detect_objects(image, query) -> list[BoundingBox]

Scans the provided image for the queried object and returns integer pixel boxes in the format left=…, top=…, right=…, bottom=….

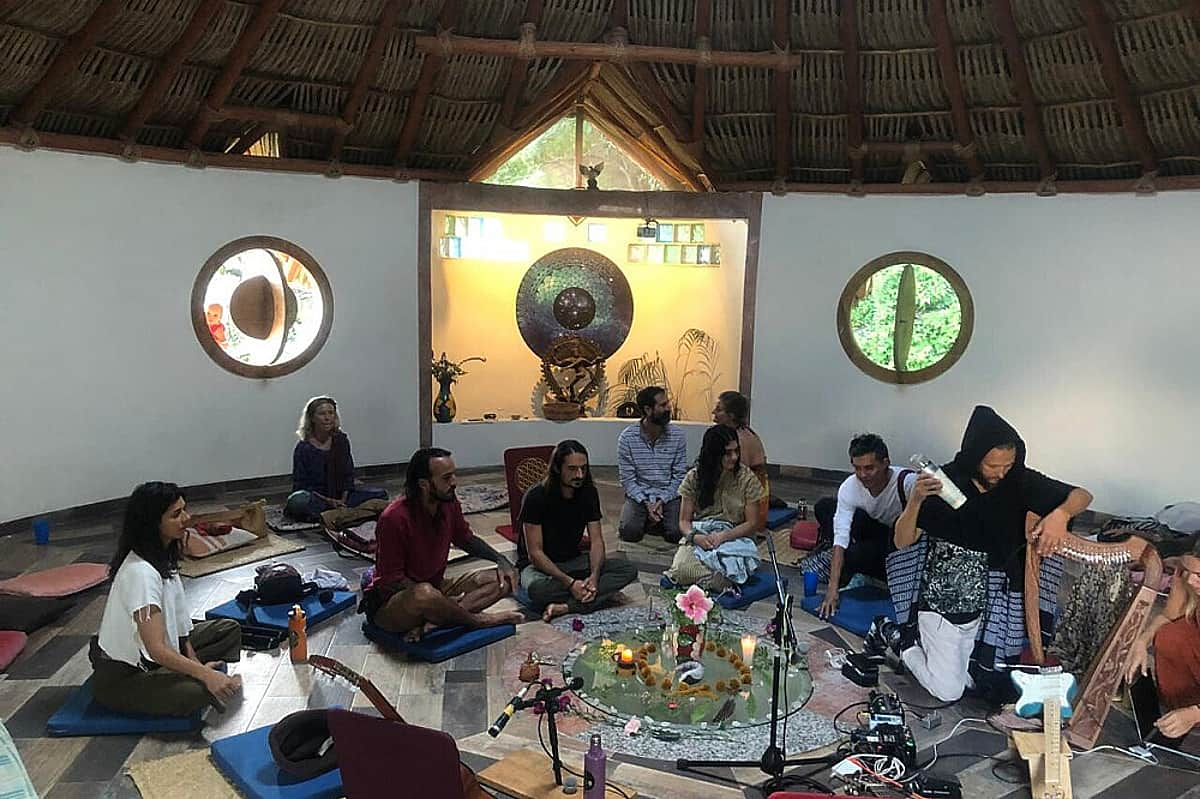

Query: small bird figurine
left=712, top=697, right=736, bottom=726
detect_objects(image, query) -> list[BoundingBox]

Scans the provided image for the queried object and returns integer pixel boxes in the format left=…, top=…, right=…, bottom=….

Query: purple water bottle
left=583, top=733, right=606, bottom=799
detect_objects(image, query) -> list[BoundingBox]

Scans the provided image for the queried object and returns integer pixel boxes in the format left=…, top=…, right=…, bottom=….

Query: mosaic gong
left=515, top=247, right=634, bottom=360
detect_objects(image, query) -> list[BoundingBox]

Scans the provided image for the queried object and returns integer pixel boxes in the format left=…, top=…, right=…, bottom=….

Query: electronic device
left=908, top=773, right=962, bottom=798
left=848, top=691, right=916, bottom=767
left=841, top=653, right=878, bottom=687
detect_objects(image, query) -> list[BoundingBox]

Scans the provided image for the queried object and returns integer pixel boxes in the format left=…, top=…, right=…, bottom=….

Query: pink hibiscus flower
left=675, top=585, right=713, bottom=624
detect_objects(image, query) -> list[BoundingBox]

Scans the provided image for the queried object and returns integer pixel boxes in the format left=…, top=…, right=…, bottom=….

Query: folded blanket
left=695, top=537, right=761, bottom=586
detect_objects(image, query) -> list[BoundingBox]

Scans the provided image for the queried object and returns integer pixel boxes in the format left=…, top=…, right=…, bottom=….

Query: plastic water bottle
left=288, top=604, right=308, bottom=663
left=583, top=733, right=606, bottom=799
left=909, top=454, right=967, bottom=509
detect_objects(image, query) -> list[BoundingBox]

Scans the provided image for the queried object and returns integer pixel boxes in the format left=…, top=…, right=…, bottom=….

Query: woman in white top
left=90, top=482, right=242, bottom=716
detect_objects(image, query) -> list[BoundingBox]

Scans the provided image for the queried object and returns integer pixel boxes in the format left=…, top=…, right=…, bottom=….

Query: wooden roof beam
left=927, top=0, right=985, bottom=185
left=215, top=106, right=351, bottom=132
left=992, top=0, right=1056, bottom=187
left=840, top=0, right=865, bottom=185
left=498, top=0, right=546, bottom=129
left=226, top=124, right=270, bottom=156
left=185, top=0, right=284, bottom=149
left=394, top=0, right=461, bottom=166
left=772, top=0, right=791, bottom=184
left=692, top=0, right=712, bottom=147
left=413, top=33, right=815, bottom=68
left=1078, top=0, right=1158, bottom=176
left=120, top=0, right=222, bottom=142
left=11, top=0, right=125, bottom=127
left=330, top=0, right=405, bottom=161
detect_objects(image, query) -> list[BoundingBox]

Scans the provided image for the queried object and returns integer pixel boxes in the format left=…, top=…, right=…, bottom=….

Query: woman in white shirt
left=90, top=482, right=243, bottom=716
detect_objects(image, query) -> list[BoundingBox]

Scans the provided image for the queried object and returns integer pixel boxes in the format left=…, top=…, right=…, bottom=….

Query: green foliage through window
left=849, top=263, right=962, bottom=372
left=484, top=114, right=665, bottom=191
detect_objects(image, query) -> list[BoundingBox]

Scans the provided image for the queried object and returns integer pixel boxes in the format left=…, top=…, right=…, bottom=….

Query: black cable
left=990, top=758, right=1026, bottom=785
left=537, top=713, right=633, bottom=799
left=832, top=700, right=869, bottom=734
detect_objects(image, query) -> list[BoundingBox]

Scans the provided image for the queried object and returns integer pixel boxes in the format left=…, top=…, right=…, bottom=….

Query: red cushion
left=790, top=520, right=820, bottom=551
left=0, top=563, right=110, bottom=597
left=0, top=630, right=28, bottom=670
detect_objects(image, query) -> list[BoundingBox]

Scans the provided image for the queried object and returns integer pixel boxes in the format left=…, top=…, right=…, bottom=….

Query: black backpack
left=236, top=563, right=317, bottom=608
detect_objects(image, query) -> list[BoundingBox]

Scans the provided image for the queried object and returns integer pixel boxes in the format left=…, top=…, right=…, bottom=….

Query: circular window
left=836, top=251, right=973, bottom=384
left=191, top=237, right=333, bottom=378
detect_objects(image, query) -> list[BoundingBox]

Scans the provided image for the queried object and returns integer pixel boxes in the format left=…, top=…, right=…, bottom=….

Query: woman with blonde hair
left=285, top=396, right=387, bottom=521
left=1126, top=538, right=1200, bottom=740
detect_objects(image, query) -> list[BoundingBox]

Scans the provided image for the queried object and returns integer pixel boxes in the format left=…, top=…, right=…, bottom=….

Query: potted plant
left=431, top=352, right=485, bottom=423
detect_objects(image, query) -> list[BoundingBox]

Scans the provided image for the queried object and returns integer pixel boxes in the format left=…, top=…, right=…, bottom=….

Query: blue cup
left=803, top=570, right=818, bottom=597
left=33, top=518, right=50, bottom=546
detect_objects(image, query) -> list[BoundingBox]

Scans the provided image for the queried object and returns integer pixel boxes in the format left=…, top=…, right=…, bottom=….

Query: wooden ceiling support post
left=330, top=0, right=405, bottom=161
left=120, top=0, right=222, bottom=142
left=992, top=0, right=1056, bottom=189
left=11, top=0, right=126, bottom=127
left=1078, top=0, right=1159, bottom=178
left=394, top=0, right=461, bottom=166
left=772, top=0, right=792, bottom=185
left=498, top=0, right=546, bottom=129
left=840, top=0, right=865, bottom=186
left=185, top=0, right=285, bottom=149
left=692, top=0, right=712, bottom=147
left=927, top=0, right=985, bottom=187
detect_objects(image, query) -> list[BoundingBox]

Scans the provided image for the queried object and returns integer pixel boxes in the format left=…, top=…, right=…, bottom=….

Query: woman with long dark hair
left=285, top=395, right=388, bottom=520
left=713, top=390, right=770, bottom=530
left=665, top=425, right=765, bottom=590
left=91, top=482, right=242, bottom=716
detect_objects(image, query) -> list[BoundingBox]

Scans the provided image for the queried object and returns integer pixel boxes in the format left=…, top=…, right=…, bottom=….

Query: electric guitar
left=308, top=655, right=485, bottom=798
left=1011, top=667, right=1078, bottom=799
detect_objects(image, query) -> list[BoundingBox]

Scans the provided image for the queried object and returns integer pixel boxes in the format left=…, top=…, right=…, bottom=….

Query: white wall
left=752, top=191, right=1200, bottom=516
left=0, top=148, right=420, bottom=522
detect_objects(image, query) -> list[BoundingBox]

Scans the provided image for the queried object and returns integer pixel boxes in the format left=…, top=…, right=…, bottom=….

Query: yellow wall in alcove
left=431, top=210, right=748, bottom=421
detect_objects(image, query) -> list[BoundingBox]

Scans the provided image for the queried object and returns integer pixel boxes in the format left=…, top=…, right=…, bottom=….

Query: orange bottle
left=288, top=604, right=308, bottom=663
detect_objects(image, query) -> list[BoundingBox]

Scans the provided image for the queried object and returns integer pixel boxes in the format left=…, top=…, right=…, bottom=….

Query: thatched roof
left=1, top=0, right=1198, bottom=194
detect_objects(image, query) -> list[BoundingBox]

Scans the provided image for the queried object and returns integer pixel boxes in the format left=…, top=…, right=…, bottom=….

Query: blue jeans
left=285, top=486, right=388, bottom=521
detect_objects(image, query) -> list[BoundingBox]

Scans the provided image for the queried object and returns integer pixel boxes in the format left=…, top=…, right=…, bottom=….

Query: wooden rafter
left=498, top=0, right=546, bottom=128
left=120, top=0, right=222, bottom=142
left=468, top=61, right=595, bottom=179
left=394, top=0, right=461, bottom=166
left=992, top=0, right=1055, bottom=181
left=772, top=0, right=791, bottom=182
left=926, top=0, right=985, bottom=181
left=0, top=127, right=464, bottom=181
left=717, top=175, right=1200, bottom=194
left=185, top=0, right=285, bottom=149
left=1078, top=0, right=1158, bottom=175
left=692, top=0, right=712, bottom=146
left=840, top=0, right=865, bottom=184
left=414, top=33, right=815, bottom=68
left=215, top=106, right=351, bottom=132
left=330, top=0, right=405, bottom=161
left=583, top=100, right=698, bottom=190
left=11, top=0, right=126, bottom=127
left=226, top=124, right=270, bottom=156
left=625, top=62, right=691, bottom=143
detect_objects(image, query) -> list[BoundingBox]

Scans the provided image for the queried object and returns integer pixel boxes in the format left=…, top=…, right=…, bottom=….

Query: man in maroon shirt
left=367, top=447, right=523, bottom=639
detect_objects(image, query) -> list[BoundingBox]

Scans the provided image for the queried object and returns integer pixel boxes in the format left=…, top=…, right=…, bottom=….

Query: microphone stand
left=676, top=533, right=834, bottom=793
left=518, top=681, right=575, bottom=786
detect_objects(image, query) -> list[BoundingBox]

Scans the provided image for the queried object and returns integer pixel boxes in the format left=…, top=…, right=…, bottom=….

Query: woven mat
left=127, top=749, right=240, bottom=799
left=456, top=484, right=508, bottom=515
left=265, top=505, right=321, bottom=533
left=757, top=526, right=810, bottom=567
left=180, top=534, right=306, bottom=578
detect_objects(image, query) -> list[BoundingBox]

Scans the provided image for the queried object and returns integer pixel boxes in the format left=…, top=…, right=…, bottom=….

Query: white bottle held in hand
left=909, top=454, right=968, bottom=509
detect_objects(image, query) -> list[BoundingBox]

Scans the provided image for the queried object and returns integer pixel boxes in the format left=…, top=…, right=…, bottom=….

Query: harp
left=1025, top=532, right=1163, bottom=748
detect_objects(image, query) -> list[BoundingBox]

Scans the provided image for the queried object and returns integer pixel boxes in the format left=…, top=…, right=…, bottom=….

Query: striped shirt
left=617, top=422, right=688, bottom=504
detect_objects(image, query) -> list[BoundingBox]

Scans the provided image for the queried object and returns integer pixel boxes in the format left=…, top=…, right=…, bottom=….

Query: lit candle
left=619, top=647, right=634, bottom=666
left=741, top=634, right=757, bottom=664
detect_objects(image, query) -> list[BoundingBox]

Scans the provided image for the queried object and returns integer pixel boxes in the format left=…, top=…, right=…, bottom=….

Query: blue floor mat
left=362, top=621, right=515, bottom=663
left=46, top=677, right=204, bottom=737
left=800, top=584, right=895, bottom=637
left=210, top=723, right=342, bottom=799
left=766, top=506, right=800, bottom=529
left=205, top=590, right=357, bottom=631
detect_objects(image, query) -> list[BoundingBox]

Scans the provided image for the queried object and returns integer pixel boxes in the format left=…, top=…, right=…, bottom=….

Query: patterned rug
left=456, top=484, right=508, bottom=515
left=264, top=505, right=321, bottom=534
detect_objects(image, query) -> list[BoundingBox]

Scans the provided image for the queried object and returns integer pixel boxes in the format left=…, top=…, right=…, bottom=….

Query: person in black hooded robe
left=890, top=405, right=1093, bottom=701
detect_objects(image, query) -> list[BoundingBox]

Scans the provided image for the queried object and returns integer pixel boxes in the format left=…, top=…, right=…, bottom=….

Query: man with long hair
left=518, top=440, right=638, bottom=621
left=365, top=448, right=523, bottom=639
left=617, top=386, right=688, bottom=544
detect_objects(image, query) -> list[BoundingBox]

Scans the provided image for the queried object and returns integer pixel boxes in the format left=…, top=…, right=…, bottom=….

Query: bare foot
left=541, top=603, right=570, bottom=623
left=478, top=610, right=525, bottom=627
left=403, top=621, right=438, bottom=643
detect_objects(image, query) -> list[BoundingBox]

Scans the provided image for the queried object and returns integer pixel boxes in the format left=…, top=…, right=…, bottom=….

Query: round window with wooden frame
left=191, top=237, right=333, bottom=378
left=836, top=251, right=973, bottom=385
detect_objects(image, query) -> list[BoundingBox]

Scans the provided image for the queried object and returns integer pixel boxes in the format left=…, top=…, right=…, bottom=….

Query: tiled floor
left=2, top=467, right=1198, bottom=798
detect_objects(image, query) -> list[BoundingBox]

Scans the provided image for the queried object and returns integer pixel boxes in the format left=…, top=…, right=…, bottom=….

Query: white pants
left=900, top=611, right=980, bottom=702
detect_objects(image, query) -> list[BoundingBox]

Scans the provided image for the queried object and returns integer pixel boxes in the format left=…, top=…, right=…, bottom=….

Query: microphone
left=488, top=682, right=535, bottom=737
left=563, top=676, right=583, bottom=691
